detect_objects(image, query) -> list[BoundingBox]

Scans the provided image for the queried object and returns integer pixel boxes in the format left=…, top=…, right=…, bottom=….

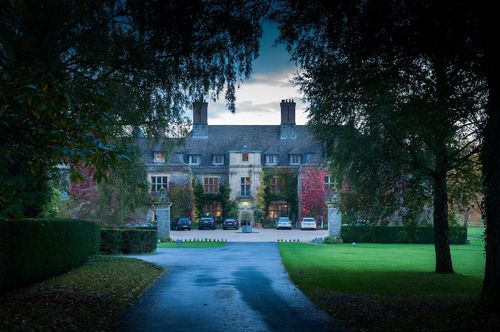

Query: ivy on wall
left=257, top=168, right=298, bottom=221
left=168, top=183, right=194, bottom=220
left=193, top=181, right=236, bottom=221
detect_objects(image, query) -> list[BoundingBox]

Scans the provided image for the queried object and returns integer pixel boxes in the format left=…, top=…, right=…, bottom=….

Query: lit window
left=188, top=154, right=200, bottom=165
left=212, top=154, right=224, bottom=165
left=242, top=152, right=249, bottom=162
left=265, top=154, right=278, bottom=165
left=150, top=176, right=168, bottom=192
left=241, top=177, right=251, bottom=197
left=153, top=152, right=165, bottom=163
left=204, top=177, right=220, bottom=193
left=203, top=202, right=222, bottom=217
left=271, top=176, right=280, bottom=193
left=290, top=154, right=301, bottom=165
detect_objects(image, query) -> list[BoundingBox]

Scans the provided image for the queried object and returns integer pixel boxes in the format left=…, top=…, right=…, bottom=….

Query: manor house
left=139, top=100, right=327, bottom=221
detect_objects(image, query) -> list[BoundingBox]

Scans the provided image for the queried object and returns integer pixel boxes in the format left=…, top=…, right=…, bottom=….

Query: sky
left=189, top=23, right=309, bottom=125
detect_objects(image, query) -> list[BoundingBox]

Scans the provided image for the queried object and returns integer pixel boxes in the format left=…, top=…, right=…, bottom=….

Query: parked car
left=301, top=217, right=317, bottom=230
left=176, top=217, right=192, bottom=231
left=199, top=216, right=216, bottom=230
left=276, top=217, right=292, bottom=230
left=223, top=218, right=239, bottom=230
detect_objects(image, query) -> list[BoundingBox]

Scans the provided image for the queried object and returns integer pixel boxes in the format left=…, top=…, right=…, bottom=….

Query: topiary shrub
left=0, top=218, right=100, bottom=294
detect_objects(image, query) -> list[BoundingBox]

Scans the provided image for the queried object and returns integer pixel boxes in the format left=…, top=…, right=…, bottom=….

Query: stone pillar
left=327, top=202, right=342, bottom=238
left=156, top=203, right=172, bottom=239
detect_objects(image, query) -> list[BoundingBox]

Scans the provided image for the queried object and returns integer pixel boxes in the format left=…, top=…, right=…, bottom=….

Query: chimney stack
left=280, top=99, right=297, bottom=139
left=192, top=101, right=208, bottom=139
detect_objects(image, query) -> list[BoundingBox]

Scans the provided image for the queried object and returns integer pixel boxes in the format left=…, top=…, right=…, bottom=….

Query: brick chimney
left=192, top=101, right=208, bottom=139
left=280, top=99, right=296, bottom=139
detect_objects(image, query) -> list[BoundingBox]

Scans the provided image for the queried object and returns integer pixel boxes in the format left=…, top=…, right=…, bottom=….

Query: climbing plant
left=193, top=181, right=235, bottom=221
left=257, top=168, right=298, bottom=221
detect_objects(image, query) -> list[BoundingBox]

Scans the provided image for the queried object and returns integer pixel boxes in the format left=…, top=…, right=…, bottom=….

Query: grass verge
left=157, top=240, right=227, bottom=248
left=0, top=256, right=163, bottom=331
left=279, top=226, right=497, bottom=331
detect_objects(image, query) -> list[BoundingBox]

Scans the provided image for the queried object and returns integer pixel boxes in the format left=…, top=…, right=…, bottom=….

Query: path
left=116, top=243, right=345, bottom=332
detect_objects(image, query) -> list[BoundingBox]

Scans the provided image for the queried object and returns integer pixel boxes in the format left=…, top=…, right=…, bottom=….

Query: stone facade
left=139, top=100, right=325, bottom=221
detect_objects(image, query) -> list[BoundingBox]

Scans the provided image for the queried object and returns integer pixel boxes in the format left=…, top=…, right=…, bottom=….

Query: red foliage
left=300, top=167, right=328, bottom=219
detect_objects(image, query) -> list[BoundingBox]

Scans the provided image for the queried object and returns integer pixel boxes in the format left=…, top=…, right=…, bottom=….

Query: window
left=188, top=154, right=200, bottom=165
left=290, top=154, right=301, bottom=165
left=204, top=177, right=219, bottom=193
left=150, top=176, right=168, bottom=192
left=242, top=152, right=249, bottom=162
left=324, top=176, right=332, bottom=186
left=212, top=154, right=224, bottom=165
left=153, top=152, right=165, bottom=163
left=265, top=154, right=278, bottom=165
left=240, top=177, right=251, bottom=197
left=268, top=202, right=289, bottom=219
left=203, top=202, right=222, bottom=217
left=271, top=176, right=280, bottom=193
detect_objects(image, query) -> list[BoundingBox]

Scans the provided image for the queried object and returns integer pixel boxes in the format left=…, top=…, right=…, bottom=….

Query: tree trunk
left=479, top=5, right=500, bottom=312
left=432, top=151, right=454, bottom=273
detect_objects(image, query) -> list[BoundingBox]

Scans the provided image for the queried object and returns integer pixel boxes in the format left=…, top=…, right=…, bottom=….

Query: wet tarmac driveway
left=116, top=242, right=344, bottom=332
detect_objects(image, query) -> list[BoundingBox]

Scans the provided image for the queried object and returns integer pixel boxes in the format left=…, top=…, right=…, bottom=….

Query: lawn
left=278, top=226, right=496, bottom=331
left=157, top=240, right=227, bottom=248
left=0, top=256, right=163, bottom=331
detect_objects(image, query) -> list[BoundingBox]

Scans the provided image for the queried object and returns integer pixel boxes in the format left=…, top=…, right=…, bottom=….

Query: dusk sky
left=189, top=22, right=308, bottom=125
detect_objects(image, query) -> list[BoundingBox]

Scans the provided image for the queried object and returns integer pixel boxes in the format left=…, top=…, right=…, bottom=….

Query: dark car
left=199, top=217, right=216, bottom=230
left=176, top=217, right=192, bottom=231
left=223, top=218, right=239, bottom=230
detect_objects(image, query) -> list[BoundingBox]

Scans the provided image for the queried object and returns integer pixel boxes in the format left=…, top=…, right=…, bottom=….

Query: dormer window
left=290, top=154, right=301, bottom=165
left=188, top=154, right=200, bottom=165
left=265, top=154, right=278, bottom=165
left=153, top=152, right=165, bottom=163
left=212, top=154, right=224, bottom=165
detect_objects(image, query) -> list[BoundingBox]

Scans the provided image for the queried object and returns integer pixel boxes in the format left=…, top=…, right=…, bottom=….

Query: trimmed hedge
left=341, top=226, right=467, bottom=244
left=0, top=218, right=100, bottom=294
left=100, top=228, right=157, bottom=254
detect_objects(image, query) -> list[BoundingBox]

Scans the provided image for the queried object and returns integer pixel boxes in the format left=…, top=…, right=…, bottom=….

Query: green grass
left=0, top=256, right=163, bottom=331
left=278, top=226, right=495, bottom=331
left=157, top=240, right=227, bottom=248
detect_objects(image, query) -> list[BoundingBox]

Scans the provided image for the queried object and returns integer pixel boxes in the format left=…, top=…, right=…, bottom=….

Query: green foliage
left=258, top=168, right=298, bottom=220
left=0, top=218, right=100, bottom=293
left=169, top=183, right=194, bottom=220
left=193, top=182, right=235, bottom=220
left=240, top=211, right=252, bottom=225
left=100, top=228, right=157, bottom=254
left=70, top=143, right=150, bottom=226
left=341, top=226, right=467, bottom=244
left=323, top=236, right=343, bottom=244
left=0, top=0, right=268, bottom=218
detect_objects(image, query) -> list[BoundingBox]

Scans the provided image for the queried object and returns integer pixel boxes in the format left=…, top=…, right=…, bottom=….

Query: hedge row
left=100, top=228, right=157, bottom=254
left=341, top=226, right=467, bottom=244
left=0, top=218, right=100, bottom=294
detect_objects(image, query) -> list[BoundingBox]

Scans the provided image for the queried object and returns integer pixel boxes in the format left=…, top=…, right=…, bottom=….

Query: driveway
left=170, top=228, right=330, bottom=243
left=116, top=243, right=344, bottom=332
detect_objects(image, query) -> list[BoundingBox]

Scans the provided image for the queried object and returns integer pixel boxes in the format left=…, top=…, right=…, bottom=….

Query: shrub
left=341, top=226, right=467, bottom=244
left=0, top=218, right=100, bottom=294
left=100, top=228, right=157, bottom=254
left=323, top=236, right=343, bottom=244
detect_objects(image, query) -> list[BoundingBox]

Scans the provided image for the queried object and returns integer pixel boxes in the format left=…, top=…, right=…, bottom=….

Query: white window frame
left=290, top=154, right=301, bottom=165
left=153, top=151, right=165, bottom=164
left=188, top=154, right=200, bottom=165
left=265, top=154, right=278, bottom=165
left=150, top=175, right=168, bottom=192
left=212, top=154, right=224, bottom=165
left=241, top=177, right=251, bottom=197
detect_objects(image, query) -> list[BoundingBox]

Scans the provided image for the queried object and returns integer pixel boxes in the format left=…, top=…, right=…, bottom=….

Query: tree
left=272, top=0, right=486, bottom=273
left=300, top=167, right=328, bottom=220
left=169, top=183, right=194, bottom=221
left=0, top=0, right=268, bottom=217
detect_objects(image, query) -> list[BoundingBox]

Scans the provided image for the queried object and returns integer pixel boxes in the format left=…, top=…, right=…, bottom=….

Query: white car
left=276, top=217, right=292, bottom=230
left=301, top=218, right=317, bottom=230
